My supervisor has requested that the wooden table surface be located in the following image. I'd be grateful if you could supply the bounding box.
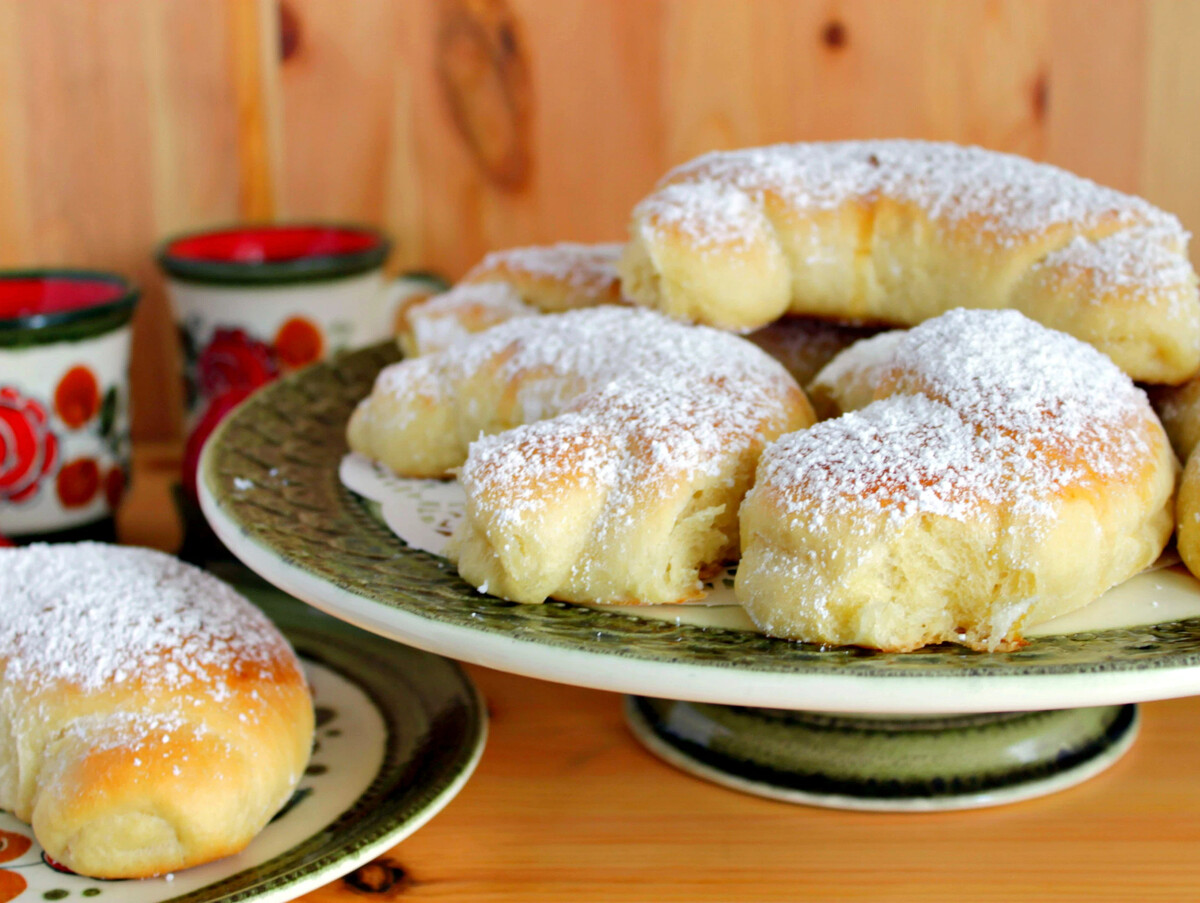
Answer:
[120,443,1200,902]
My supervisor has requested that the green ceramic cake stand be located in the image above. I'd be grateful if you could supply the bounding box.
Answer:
[200,343,1200,811]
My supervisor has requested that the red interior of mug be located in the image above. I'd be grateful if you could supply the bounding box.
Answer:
[0,276,128,322]
[165,226,382,264]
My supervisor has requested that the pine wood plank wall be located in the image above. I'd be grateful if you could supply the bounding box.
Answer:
[0,0,1196,439]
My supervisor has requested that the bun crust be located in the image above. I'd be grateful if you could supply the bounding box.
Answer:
[620,141,1200,384]
[737,309,1176,652]
[398,243,624,357]
[0,544,313,878]
[349,306,813,605]
[1149,377,1200,579]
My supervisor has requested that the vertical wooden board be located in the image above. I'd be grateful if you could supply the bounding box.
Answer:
[912,0,1050,156]
[0,1,32,267]
[517,0,667,245]
[660,0,804,166]
[228,0,283,220]
[808,0,1049,152]
[11,1,172,436]
[659,1,1051,169]
[140,0,251,439]
[276,0,401,224]
[1142,0,1200,265]
[143,1,243,236]
[393,0,668,281]
[783,0,933,142]
[1046,0,1146,192]
[0,0,254,439]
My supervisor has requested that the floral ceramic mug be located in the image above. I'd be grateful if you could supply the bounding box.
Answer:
[157,223,443,498]
[0,270,138,540]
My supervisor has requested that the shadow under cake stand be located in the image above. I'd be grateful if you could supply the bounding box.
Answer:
[198,342,1200,811]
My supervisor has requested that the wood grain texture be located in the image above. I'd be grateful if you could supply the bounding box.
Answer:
[0,0,1196,439]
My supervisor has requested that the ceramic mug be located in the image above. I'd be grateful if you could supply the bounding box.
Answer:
[157,223,443,497]
[0,270,138,540]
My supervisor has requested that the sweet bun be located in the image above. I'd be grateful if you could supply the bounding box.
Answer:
[0,543,313,878]
[349,306,813,605]
[620,140,1200,384]
[804,329,905,420]
[398,243,623,356]
[736,309,1176,652]
[397,282,538,357]
[461,242,624,310]
[1149,377,1200,579]
[1177,453,1200,580]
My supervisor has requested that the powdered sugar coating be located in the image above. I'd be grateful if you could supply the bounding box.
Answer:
[397,306,802,518]
[644,140,1182,250]
[1036,225,1196,299]
[407,282,537,355]
[760,309,1153,529]
[465,242,623,295]
[0,543,295,698]
[638,181,772,251]
[369,306,803,559]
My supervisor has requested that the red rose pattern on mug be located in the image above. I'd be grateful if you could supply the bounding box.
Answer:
[0,352,130,535]
[0,387,59,504]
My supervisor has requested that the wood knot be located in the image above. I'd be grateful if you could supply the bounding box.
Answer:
[344,858,415,896]
[1031,71,1049,120]
[437,0,533,191]
[821,20,848,50]
[278,0,302,62]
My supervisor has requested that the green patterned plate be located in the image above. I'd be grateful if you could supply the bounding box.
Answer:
[199,342,1200,715]
[0,584,485,902]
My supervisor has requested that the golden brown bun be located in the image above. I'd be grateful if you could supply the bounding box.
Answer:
[620,141,1200,384]
[398,243,624,356]
[1149,378,1200,464]
[396,282,539,358]
[350,307,813,605]
[1178,451,1200,578]
[737,309,1176,652]
[804,329,906,420]
[1151,378,1200,579]
[0,544,313,878]
[461,242,624,310]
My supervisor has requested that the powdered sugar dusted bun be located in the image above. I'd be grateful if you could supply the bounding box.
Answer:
[398,243,625,356]
[805,329,906,419]
[462,242,624,309]
[620,140,1200,384]
[737,309,1176,652]
[349,306,814,605]
[398,282,539,357]
[0,543,313,878]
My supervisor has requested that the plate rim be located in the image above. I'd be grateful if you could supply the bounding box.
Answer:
[162,590,487,903]
[198,342,1200,715]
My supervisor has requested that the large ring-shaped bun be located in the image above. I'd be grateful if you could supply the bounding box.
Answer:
[620,140,1199,384]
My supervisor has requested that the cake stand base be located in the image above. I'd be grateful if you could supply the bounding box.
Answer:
[624,697,1138,811]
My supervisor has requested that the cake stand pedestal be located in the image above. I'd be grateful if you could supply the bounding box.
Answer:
[624,698,1137,810]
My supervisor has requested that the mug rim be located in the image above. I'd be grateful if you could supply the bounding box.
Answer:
[0,268,139,335]
[156,222,392,286]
